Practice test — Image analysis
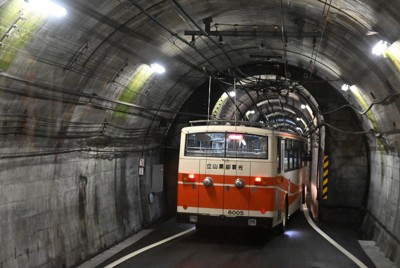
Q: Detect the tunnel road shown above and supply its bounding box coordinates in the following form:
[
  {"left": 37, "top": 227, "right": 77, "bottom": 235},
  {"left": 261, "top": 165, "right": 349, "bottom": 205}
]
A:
[{"left": 98, "top": 209, "right": 375, "bottom": 268}]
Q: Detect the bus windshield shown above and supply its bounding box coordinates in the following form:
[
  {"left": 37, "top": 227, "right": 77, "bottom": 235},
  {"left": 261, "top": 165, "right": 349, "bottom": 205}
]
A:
[{"left": 185, "top": 132, "right": 268, "bottom": 159}]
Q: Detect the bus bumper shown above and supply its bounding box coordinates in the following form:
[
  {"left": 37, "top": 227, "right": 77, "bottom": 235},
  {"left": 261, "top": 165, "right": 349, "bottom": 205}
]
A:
[{"left": 177, "top": 212, "right": 273, "bottom": 228}]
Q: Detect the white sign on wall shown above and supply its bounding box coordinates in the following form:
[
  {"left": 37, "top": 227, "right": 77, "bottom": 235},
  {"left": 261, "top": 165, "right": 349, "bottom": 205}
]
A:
[{"left": 139, "top": 167, "right": 144, "bottom": 176}]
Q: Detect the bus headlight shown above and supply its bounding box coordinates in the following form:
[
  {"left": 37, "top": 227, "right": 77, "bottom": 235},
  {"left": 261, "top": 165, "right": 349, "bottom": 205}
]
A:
[
  {"left": 235, "top": 178, "right": 245, "bottom": 189},
  {"left": 203, "top": 177, "right": 213, "bottom": 187}
]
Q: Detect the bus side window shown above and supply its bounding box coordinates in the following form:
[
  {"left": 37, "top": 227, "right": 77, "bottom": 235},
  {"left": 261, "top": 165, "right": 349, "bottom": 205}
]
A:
[
  {"left": 284, "top": 139, "right": 289, "bottom": 171},
  {"left": 293, "top": 141, "right": 299, "bottom": 169},
  {"left": 297, "top": 141, "right": 303, "bottom": 168},
  {"left": 277, "top": 137, "right": 281, "bottom": 174}
]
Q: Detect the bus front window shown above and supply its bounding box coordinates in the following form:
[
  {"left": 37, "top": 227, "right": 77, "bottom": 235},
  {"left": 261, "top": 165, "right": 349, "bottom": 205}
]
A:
[{"left": 185, "top": 132, "right": 268, "bottom": 159}]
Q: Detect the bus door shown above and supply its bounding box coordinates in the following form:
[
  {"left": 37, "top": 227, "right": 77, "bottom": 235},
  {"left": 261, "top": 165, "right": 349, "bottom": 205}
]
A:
[
  {"left": 223, "top": 160, "right": 251, "bottom": 217},
  {"left": 198, "top": 158, "right": 251, "bottom": 217},
  {"left": 222, "top": 132, "right": 263, "bottom": 217},
  {"left": 194, "top": 132, "right": 226, "bottom": 215}
]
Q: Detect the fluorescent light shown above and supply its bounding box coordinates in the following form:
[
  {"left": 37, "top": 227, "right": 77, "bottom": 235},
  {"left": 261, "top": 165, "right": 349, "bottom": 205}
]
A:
[
  {"left": 341, "top": 84, "right": 350, "bottom": 91},
  {"left": 298, "top": 118, "right": 307, "bottom": 128},
  {"left": 372, "top": 40, "right": 390, "bottom": 56},
  {"left": 26, "top": 0, "right": 67, "bottom": 17},
  {"left": 245, "top": 110, "right": 255, "bottom": 118},
  {"left": 150, "top": 63, "right": 165, "bottom": 74},
  {"left": 366, "top": 30, "right": 379, "bottom": 36},
  {"left": 228, "top": 91, "right": 236, "bottom": 97}
]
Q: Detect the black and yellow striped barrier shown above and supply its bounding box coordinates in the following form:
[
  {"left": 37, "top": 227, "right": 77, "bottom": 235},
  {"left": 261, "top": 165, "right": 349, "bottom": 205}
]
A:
[{"left": 322, "top": 155, "right": 329, "bottom": 200}]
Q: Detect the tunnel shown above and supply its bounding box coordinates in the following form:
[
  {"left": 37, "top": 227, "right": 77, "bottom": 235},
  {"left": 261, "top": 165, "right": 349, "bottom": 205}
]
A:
[{"left": 0, "top": 0, "right": 400, "bottom": 267}]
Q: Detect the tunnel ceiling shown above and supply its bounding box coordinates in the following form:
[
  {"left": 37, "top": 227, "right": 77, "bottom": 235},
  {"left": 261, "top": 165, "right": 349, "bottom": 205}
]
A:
[{"left": 0, "top": 0, "right": 400, "bottom": 149}]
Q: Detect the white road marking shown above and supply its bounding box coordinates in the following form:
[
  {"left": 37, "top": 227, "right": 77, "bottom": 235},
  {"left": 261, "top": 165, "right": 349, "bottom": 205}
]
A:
[
  {"left": 104, "top": 227, "right": 196, "bottom": 268},
  {"left": 302, "top": 204, "right": 368, "bottom": 268},
  {"left": 77, "top": 229, "right": 154, "bottom": 268},
  {"left": 105, "top": 206, "right": 364, "bottom": 267}
]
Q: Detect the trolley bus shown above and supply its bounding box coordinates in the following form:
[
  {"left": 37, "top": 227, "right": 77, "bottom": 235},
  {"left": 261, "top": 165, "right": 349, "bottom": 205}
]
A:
[{"left": 177, "top": 121, "right": 307, "bottom": 232}]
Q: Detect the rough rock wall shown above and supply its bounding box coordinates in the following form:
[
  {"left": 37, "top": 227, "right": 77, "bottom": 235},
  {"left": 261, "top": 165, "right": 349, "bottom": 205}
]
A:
[
  {"left": 320, "top": 108, "right": 369, "bottom": 223},
  {"left": 306, "top": 82, "right": 369, "bottom": 223},
  {"left": 0, "top": 148, "right": 165, "bottom": 268}
]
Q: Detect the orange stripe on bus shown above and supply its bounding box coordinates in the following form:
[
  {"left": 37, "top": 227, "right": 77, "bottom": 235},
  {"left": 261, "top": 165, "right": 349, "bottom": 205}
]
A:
[
  {"left": 224, "top": 187, "right": 251, "bottom": 210},
  {"left": 249, "top": 188, "right": 275, "bottom": 211},
  {"left": 178, "top": 175, "right": 300, "bottom": 211},
  {"left": 198, "top": 185, "right": 224, "bottom": 208},
  {"left": 177, "top": 184, "right": 198, "bottom": 208}
]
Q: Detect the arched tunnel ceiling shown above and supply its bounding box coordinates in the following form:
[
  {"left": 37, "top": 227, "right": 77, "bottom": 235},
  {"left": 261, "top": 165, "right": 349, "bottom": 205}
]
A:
[{"left": 0, "top": 0, "right": 400, "bottom": 148}]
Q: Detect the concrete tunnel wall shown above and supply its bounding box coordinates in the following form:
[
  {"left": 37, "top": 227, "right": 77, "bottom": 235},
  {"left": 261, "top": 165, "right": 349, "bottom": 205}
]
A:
[
  {"left": 363, "top": 151, "right": 400, "bottom": 265},
  {"left": 0, "top": 142, "right": 167, "bottom": 268}
]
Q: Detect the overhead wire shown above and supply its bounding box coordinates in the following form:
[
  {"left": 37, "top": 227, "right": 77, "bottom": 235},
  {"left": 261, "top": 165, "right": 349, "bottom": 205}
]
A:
[
  {"left": 0, "top": 145, "right": 162, "bottom": 160},
  {"left": 1, "top": 27, "right": 173, "bottom": 106},
  {"left": 322, "top": 92, "right": 400, "bottom": 115},
  {"left": 5, "top": 0, "right": 385, "bottom": 141},
  {"left": 308, "top": 0, "right": 332, "bottom": 80},
  {"left": 167, "top": 0, "right": 266, "bottom": 119},
  {"left": 168, "top": 0, "right": 239, "bottom": 76},
  {"left": 1, "top": 5, "right": 195, "bottom": 109},
  {"left": 0, "top": 73, "right": 208, "bottom": 121},
  {"left": 280, "top": 0, "right": 289, "bottom": 77},
  {"left": 0, "top": 112, "right": 170, "bottom": 139},
  {"left": 128, "top": 0, "right": 224, "bottom": 75},
  {"left": 6, "top": 10, "right": 132, "bottom": 72},
  {"left": 158, "top": 34, "right": 202, "bottom": 70},
  {"left": 235, "top": 75, "right": 270, "bottom": 123},
  {"left": 0, "top": 1, "right": 240, "bottom": 142},
  {"left": 205, "top": 74, "right": 245, "bottom": 119},
  {"left": 154, "top": 1, "right": 346, "bottom": 123},
  {"left": 323, "top": 122, "right": 375, "bottom": 135},
  {"left": 0, "top": 42, "right": 127, "bottom": 86}
]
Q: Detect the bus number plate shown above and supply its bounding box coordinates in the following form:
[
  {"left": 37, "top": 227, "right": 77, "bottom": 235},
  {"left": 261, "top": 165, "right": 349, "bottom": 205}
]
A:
[{"left": 227, "top": 210, "right": 244, "bottom": 216}]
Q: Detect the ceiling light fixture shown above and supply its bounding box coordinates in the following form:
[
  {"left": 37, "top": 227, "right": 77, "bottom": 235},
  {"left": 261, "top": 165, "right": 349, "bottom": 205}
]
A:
[
  {"left": 300, "top": 104, "right": 306, "bottom": 109},
  {"left": 341, "top": 84, "right": 350, "bottom": 91},
  {"left": 372, "top": 40, "right": 390, "bottom": 56},
  {"left": 25, "top": 0, "right": 67, "bottom": 17},
  {"left": 366, "top": 30, "right": 379, "bottom": 36},
  {"left": 245, "top": 110, "right": 255, "bottom": 118},
  {"left": 296, "top": 127, "right": 304, "bottom": 134},
  {"left": 228, "top": 91, "right": 236, "bottom": 97},
  {"left": 150, "top": 63, "right": 165, "bottom": 74}
]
